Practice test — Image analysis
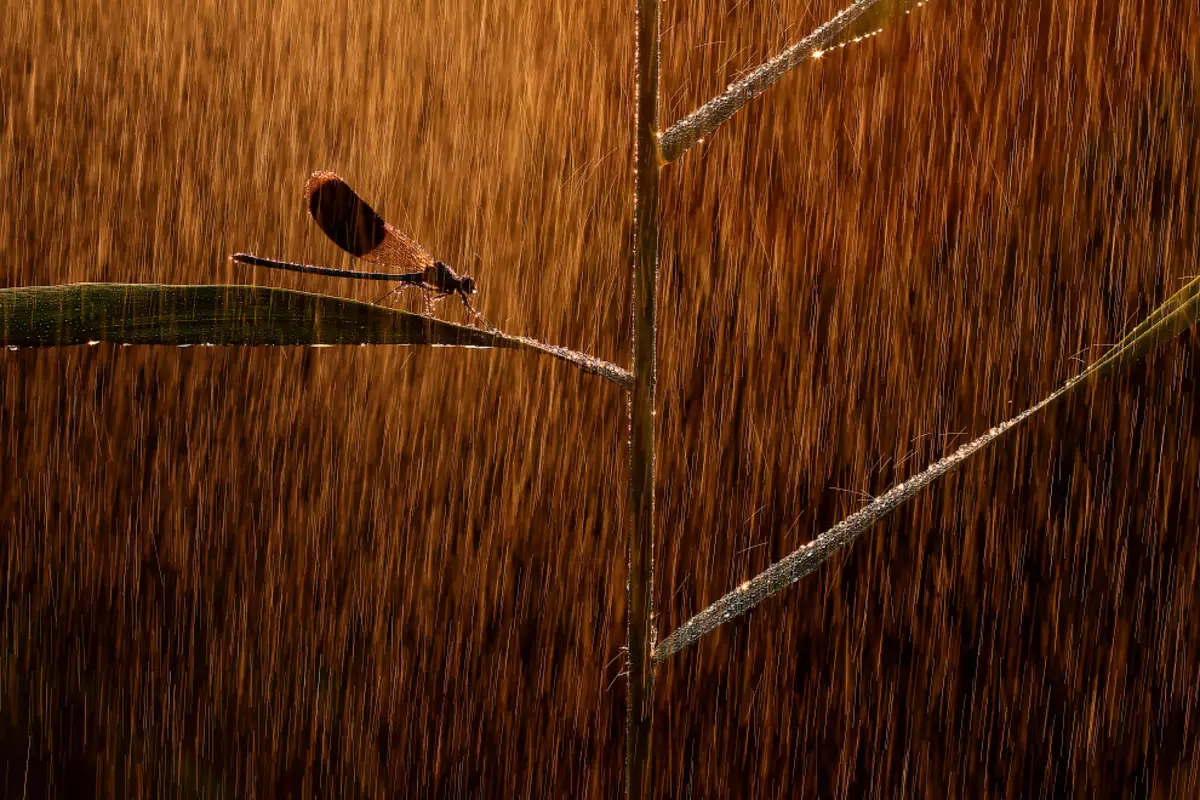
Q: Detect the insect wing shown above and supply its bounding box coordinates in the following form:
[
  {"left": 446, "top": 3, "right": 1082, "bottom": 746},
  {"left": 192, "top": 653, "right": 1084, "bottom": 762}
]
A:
[{"left": 303, "top": 171, "right": 434, "bottom": 270}]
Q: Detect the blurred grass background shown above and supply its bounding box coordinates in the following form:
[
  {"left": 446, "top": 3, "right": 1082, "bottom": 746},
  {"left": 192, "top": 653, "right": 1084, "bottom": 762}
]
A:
[{"left": 1, "top": 0, "right": 1198, "bottom": 795}]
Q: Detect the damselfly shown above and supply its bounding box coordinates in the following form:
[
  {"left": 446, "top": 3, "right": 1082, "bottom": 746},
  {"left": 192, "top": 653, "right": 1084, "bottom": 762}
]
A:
[{"left": 232, "top": 171, "right": 490, "bottom": 328}]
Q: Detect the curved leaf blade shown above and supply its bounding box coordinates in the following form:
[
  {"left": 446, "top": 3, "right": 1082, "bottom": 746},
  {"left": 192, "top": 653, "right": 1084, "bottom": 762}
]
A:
[
  {"left": 0, "top": 283, "right": 633, "bottom": 385},
  {"left": 0, "top": 283, "right": 498, "bottom": 348}
]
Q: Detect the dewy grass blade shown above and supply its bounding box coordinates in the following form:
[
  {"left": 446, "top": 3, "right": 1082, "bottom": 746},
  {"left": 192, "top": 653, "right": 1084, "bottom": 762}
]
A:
[{"left": 654, "top": 274, "right": 1200, "bottom": 664}]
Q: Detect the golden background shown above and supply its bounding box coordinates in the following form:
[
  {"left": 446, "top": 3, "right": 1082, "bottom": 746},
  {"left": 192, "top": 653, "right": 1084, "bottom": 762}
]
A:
[{"left": 2, "top": 0, "right": 1198, "bottom": 795}]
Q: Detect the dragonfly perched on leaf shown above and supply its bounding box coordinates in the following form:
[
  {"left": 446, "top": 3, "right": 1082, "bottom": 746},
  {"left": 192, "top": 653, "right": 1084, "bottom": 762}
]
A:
[{"left": 232, "top": 171, "right": 491, "bottom": 329}]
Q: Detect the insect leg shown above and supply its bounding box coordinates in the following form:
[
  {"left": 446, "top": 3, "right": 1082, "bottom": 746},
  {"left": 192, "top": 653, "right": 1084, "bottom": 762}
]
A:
[
  {"left": 458, "top": 290, "right": 496, "bottom": 331},
  {"left": 373, "top": 284, "right": 410, "bottom": 306},
  {"left": 422, "top": 289, "right": 451, "bottom": 316}
]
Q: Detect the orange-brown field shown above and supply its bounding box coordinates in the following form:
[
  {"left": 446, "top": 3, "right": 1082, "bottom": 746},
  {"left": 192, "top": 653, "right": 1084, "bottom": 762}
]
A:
[{"left": 2, "top": 0, "right": 1199, "bottom": 796}]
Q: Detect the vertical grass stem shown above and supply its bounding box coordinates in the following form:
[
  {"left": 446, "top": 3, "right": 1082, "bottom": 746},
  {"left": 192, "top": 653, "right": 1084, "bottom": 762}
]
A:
[{"left": 627, "top": 0, "right": 661, "bottom": 796}]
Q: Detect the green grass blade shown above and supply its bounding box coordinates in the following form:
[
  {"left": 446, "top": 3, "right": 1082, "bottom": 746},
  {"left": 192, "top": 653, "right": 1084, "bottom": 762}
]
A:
[
  {"left": 1090, "top": 276, "right": 1200, "bottom": 376},
  {"left": 0, "top": 283, "right": 632, "bottom": 385},
  {"left": 0, "top": 283, "right": 498, "bottom": 347}
]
